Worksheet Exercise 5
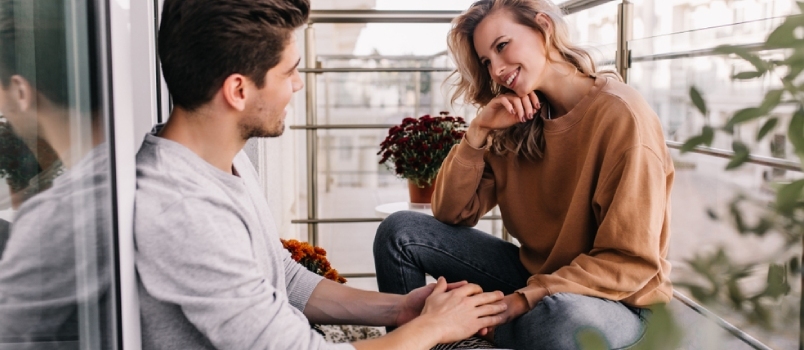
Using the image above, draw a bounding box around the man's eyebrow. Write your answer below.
[287,58,301,74]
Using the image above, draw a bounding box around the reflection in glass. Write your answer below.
[0,1,116,349]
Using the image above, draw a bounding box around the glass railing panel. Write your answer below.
[629,50,796,161]
[308,70,478,126]
[0,1,117,348]
[631,0,799,40]
[669,148,801,349]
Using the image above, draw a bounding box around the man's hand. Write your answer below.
[395,279,469,326]
[416,277,507,344]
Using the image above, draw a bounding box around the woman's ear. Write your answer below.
[535,13,553,43]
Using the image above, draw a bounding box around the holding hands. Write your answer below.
[415,277,507,344]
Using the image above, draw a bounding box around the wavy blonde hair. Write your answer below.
[448,0,616,160]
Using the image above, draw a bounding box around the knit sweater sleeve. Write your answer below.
[136,197,352,350]
[517,145,671,307]
[431,137,497,226]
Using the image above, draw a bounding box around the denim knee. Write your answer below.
[374,211,430,255]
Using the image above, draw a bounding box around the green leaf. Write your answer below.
[726,141,750,170]
[790,256,800,274]
[680,126,714,153]
[759,89,783,112]
[763,264,790,299]
[775,178,804,215]
[576,329,608,350]
[689,86,707,115]
[788,108,804,160]
[727,107,765,128]
[732,71,763,80]
[766,15,804,49]
[756,118,778,141]
[714,45,768,72]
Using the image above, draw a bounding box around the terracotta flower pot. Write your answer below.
[408,179,435,204]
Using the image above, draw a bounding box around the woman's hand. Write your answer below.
[466,92,541,148]
[477,292,531,342]
[417,277,507,344]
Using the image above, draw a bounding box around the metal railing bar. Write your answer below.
[308,1,615,24]
[309,10,461,23]
[341,273,378,278]
[291,216,502,224]
[298,67,453,73]
[672,290,773,350]
[290,124,396,130]
[666,140,802,172]
[318,51,448,61]
[562,0,619,16]
[630,42,766,64]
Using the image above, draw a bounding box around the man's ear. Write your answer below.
[8,75,34,112]
[221,74,248,112]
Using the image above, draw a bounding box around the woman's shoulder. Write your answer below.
[586,78,666,148]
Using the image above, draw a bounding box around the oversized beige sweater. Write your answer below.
[432,76,673,309]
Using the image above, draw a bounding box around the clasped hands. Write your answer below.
[395,277,530,345]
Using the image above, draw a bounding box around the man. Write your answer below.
[134,0,507,349]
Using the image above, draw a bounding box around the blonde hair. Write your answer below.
[448,0,616,160]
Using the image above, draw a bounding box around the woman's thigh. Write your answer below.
[374,211,531,294]
[494,293,648,350]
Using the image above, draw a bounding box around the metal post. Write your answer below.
[305,24,319,246]
[616,0,633,83]
[414,61,421,118]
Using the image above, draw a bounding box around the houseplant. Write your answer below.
[679,6,803,340]
[378,112,467,204]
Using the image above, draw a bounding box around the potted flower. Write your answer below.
[378,111,467,204]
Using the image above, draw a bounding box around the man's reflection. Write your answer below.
[0,0,113,348]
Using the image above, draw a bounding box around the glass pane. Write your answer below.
[629,19,801,348]
[0,1,116,348]
[631,0,800,40]
[312,0,477,11]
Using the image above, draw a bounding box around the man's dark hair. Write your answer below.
[0,1,70,107]
[158,0,310,111]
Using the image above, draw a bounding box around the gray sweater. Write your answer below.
[135,132,353,350]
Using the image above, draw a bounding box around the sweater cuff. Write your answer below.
[515,279,552,309]
[454,136,487,166]
[287,271,324,312]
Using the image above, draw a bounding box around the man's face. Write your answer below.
[239,36,304,140]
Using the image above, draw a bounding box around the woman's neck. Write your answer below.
[537,64,596,118]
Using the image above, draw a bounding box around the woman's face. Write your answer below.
[473,10,549,96]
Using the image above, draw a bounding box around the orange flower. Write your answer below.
[280,239,346,284]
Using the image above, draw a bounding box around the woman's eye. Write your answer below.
[496,42,507,52]
[482,59,490,67]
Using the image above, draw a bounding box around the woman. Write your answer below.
[374,0,674,348]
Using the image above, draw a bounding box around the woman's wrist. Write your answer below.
[466,122,490,149]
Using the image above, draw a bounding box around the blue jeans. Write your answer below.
[373,211,649,350]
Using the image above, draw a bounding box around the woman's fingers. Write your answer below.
[509,97,525,123]
[497,97,515,117]
[528,92,541,117]
[449,282,484,297]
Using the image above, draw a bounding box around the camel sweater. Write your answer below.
[432,76,673,308]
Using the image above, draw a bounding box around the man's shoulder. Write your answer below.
[135,135,233,218]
